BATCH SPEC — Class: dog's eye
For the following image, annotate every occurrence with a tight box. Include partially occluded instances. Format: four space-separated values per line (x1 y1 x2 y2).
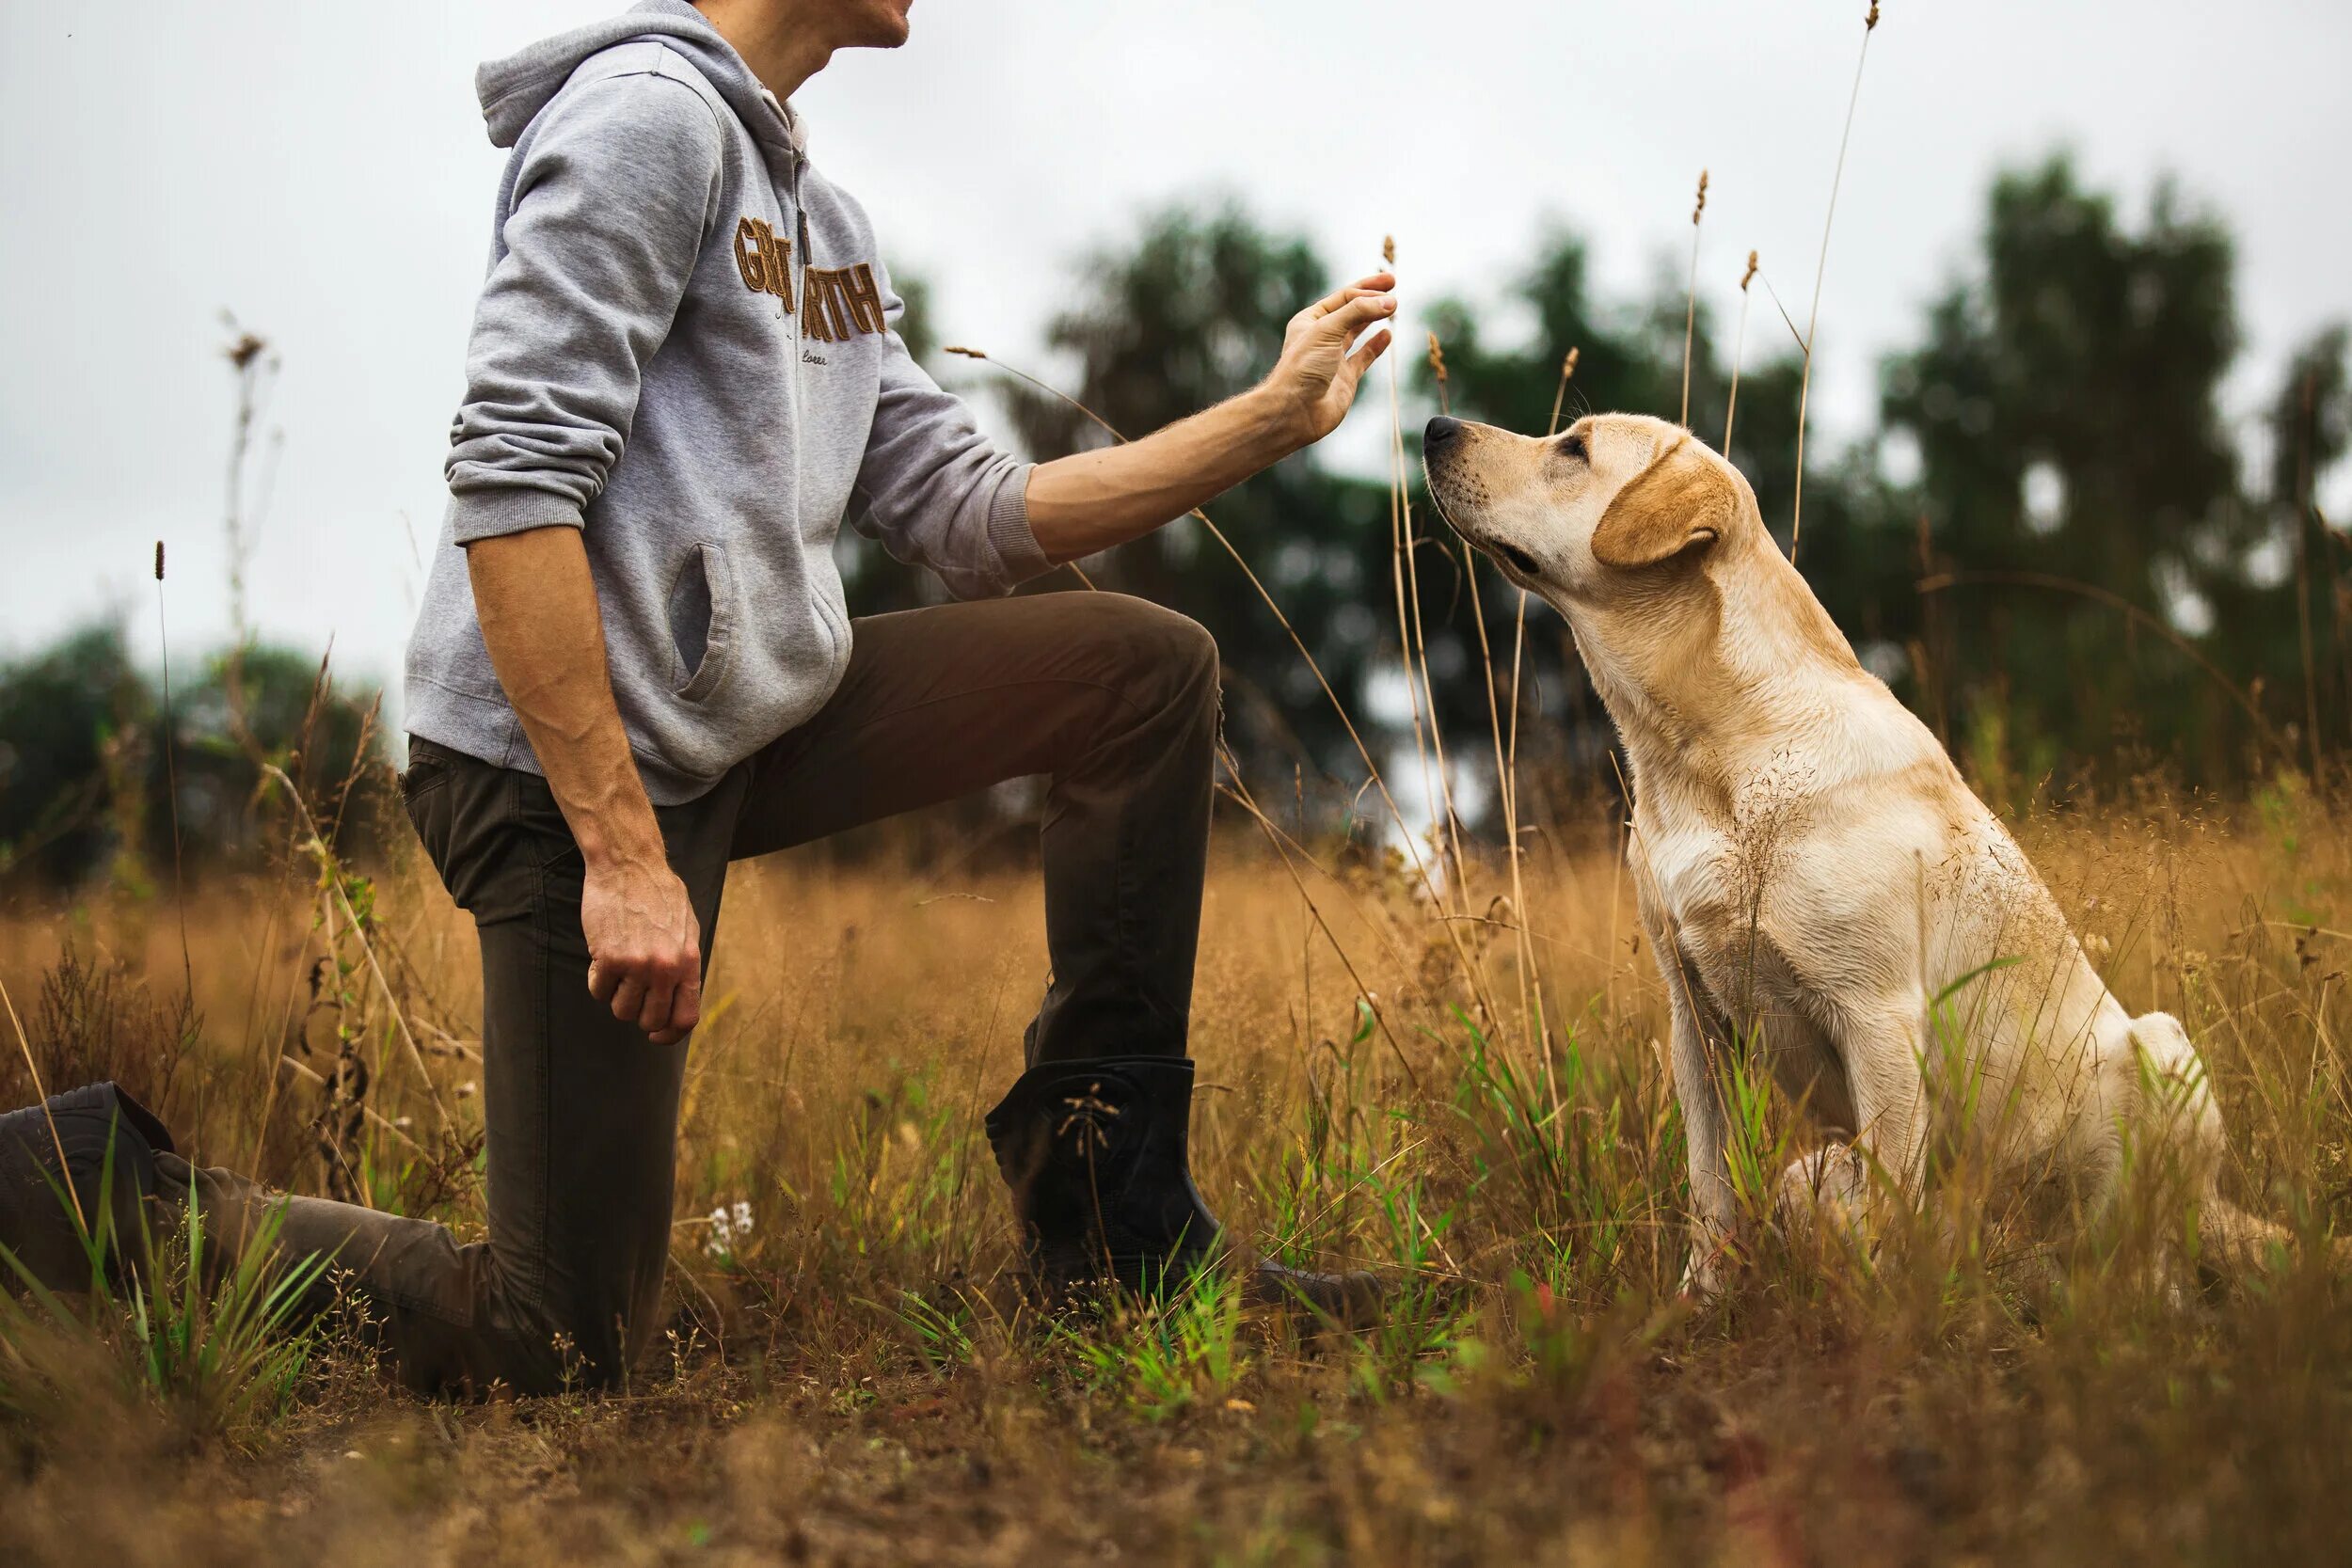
1557 432 1588 462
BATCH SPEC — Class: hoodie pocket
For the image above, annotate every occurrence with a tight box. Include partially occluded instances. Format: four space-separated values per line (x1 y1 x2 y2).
667 542 740 705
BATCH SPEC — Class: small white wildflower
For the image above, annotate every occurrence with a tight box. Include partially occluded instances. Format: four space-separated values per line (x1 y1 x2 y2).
704 1199 755 1259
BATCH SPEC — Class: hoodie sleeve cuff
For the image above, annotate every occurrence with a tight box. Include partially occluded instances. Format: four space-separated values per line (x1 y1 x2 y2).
446 483 588 546
987 464 1054 589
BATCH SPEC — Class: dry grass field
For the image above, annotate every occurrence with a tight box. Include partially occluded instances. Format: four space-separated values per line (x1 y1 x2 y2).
3 769 2350 1565
8 3 2345 1558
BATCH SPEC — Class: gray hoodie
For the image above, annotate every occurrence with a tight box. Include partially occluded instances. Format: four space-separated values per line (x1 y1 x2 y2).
405 0 1049 803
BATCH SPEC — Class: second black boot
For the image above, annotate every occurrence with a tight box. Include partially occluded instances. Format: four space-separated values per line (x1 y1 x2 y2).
984 1055 1382 1325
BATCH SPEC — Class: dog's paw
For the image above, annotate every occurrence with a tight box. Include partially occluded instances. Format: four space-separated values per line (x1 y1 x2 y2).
1677 1235 1732 1300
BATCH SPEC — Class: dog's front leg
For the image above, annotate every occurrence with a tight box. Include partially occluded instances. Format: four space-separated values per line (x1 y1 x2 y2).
1652 916 1739 1295
1851 998 1933 1205
1788 995 1932 1246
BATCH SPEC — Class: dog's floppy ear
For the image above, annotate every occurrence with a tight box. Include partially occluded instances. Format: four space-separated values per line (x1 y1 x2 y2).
1591 436 1736 570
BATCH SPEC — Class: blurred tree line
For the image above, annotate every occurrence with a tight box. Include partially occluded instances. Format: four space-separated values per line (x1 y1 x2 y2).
0 629 384 891
1 316 385 895
847 151 2348 827
5 151 2346 891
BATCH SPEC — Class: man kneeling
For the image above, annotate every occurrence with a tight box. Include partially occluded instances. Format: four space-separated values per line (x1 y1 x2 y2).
0 0 1393 1393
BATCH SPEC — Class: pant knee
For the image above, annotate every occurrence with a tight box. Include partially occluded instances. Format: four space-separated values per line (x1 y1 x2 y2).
1165 610 1221 692
1119 602 1221 721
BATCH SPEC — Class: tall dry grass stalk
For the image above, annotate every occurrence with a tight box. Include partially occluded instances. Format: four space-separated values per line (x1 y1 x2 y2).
262 763 453 1137
1373 247 1444 880
1724 250 1760 456
217 322 281 650
1459 541 1540 1064
1431 314 1546 1054
152 541 193 1004
1500 343 1584 1053
2295 370 2323 781
1546 346 1581 440
1379 242 1478 943
1790 1 1883 562
1681 169 1708 429
213 321 286 771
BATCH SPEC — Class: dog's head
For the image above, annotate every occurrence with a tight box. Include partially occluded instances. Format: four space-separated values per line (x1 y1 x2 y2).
1421 412 1753 605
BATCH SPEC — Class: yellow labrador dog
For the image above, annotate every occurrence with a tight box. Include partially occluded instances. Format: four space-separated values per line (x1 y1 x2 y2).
1422 410 2272 1290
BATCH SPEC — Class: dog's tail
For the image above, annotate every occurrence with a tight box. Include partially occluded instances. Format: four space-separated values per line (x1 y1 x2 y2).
2128 1011 2352 1272
2194 1194 2352 1274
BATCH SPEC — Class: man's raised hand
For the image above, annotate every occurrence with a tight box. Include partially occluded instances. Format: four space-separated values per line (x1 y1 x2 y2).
1019 273 1399 561
1263 272 1398 446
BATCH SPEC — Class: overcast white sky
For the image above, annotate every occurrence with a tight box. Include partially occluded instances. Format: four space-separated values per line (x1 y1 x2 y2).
2 0 2346 721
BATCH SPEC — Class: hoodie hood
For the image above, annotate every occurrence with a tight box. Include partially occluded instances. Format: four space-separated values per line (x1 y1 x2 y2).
476 0 803 157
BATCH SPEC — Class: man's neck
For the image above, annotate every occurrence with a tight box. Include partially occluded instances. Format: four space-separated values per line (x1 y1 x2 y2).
694 0 834 102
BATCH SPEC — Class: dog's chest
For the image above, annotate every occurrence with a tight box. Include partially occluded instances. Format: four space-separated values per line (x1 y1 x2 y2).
1639 816 1814 1015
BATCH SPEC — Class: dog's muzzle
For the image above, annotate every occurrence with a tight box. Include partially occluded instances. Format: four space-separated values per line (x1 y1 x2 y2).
1421 417 1474 537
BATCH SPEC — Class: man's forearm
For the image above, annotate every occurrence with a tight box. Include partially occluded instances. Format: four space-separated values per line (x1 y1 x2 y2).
465 526 664 868
1022 388 1304 562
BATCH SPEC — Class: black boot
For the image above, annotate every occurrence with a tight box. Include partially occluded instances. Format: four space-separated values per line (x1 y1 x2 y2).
0 1082 173 1290
984 1056 1382 1325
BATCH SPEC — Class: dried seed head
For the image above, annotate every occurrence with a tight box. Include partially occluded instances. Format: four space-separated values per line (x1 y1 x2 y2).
224 331 266 371
1562 346 1581 381
943 345 986 359
1425 331 1448 385
153 540 165 581
1866 2 1880 28
1692 169 1709 225
1381 234 1396 267
1741 249 1759 290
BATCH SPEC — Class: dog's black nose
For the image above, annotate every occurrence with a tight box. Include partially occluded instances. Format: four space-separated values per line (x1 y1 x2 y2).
1423 415 1462 449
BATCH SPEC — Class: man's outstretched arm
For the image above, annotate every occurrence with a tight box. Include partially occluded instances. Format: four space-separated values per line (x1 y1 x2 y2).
1021 274 1397 561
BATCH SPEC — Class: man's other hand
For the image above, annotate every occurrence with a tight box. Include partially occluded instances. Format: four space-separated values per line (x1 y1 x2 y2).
1263 272 1398 445
582 853 703 1046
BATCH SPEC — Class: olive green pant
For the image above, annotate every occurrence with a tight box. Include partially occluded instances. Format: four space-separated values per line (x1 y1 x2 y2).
162 593 1219 1394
